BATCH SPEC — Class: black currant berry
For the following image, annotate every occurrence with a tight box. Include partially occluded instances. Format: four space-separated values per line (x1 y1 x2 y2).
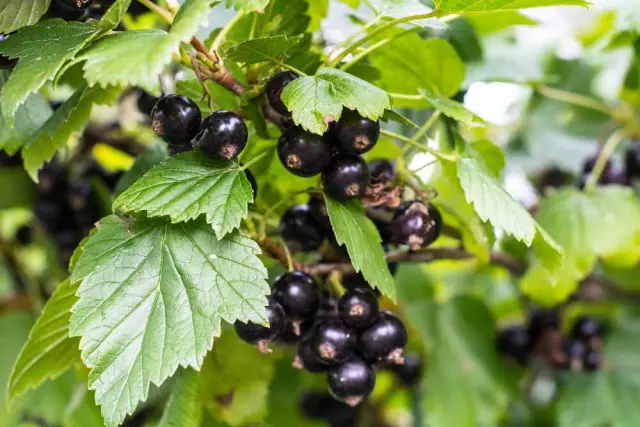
564 338 587 367
295 337 330 373
48 0 90 21
357 312 407 364
583 351 602 372
150 95 201 146
193 110 248 160
327 357 376 407
571 316 604 342
626 141 640 181
368 159 396 184
322 156 370 201
67 180 93 212
279 204 325 252
266 71 299 116
245 168 258 197
527 309 559 346
168 142 193 156
277 127 332 177
385 353 423 388
333 110 380 155
300 391 359 427
234 297 286 352
496 325 530 365
391 201 442 250
16 225 33 246
136 89 159 116
317 292 339 321
308 193 332 232
310 320 355 365
338 288 379 330
273 271 321 322
0 34 17 70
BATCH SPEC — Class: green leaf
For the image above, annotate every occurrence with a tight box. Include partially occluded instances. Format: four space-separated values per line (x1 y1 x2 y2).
434 0 590 13
69 215 270 427
367 0 434 19
224 35 304 66
0 20 99 121
113 152 253 238
0 168 35 210
22 85 119 181
81 0 210 91
225 0 270 11
0 0 50 33
114 143 169 195
466 11 537 34
64 388 104 427
421 88 486 127
282 67 390 135
324 196 396 299
425 296 512 427
158 368 203 427
99 0 134 30
7 279 79 405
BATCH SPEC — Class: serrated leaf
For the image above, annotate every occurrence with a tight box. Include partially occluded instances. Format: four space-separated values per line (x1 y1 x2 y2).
0 20 98 121
466 11 537 34
324 196 396 299
81 0 210 91
69 215 269 427
22 85 119 181
225 0 270 11
0 0 50 33
158 368 202 427
282 67 390 134
421 88 486 127
224 35 304 66
434 0 590 13
99 0 134 30
113 152 253 237
114 144 169 195
7 279 80 406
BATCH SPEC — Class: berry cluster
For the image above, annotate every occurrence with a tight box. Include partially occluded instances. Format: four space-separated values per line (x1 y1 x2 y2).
234 270 412 407
561 316 605 372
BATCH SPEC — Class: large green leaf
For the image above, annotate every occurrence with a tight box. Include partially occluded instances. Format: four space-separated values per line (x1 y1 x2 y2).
0 168 35 210
434 0 590 13
69 215 270 427
158 368 203 427
282 67 390 135
223 35 304 66
0 20 99 121
7 279 79 405
114 143 169 195
0 0 50 33
0 313 33 427
367 0 432 18
324 196 396 299
421 88 486 127
113 152 254 238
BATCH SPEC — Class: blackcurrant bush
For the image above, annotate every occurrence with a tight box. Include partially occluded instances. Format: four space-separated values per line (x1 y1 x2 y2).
16 225 33 246
527 309 559 346
357 312 407 364
385 353 423 388
279 204 325 251
626 141 640 181
295 337 329 373
273 271 321 321
583 351 602 372
48 0 90 21
322 156 370 201
150 95 201 146
307 193 332 232
244 168 258 197
0 34 17 70
266 71 299 116
571 316 604 341
136 89 159 116
193 110 248 160
496 325 530 365
390 201 442 250
277 127 332 177
338 288 379 330
234 297 286 352
368 159 396 184
327 357 376 406
310 320 355 365
333 110 380 155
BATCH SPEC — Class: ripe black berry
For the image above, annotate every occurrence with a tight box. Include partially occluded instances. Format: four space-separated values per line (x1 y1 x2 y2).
386 353 423 388
307 193 332 232
273 271 320 321
245 168 258 197
571 316 604 341
295 337 329 373
234 297 286 352
279 204 325 252
496 325 530 365
278 319 312 345
357 312 407 364
151 95 201 146
266 71 299 116
193 110 248 160
333 110 380 155
583 351 602 372
136 89 159 116
391 201 442 250
578 155 626 187
48 0 90 21
0 34 17 70
626 141 640 181
277 127 332 177
67 180 93 212
310 320 355 365
322 156 370 201
368 159 396 184
316 292 339 321
527 309 559 345
338 288 379 330
327 357 376 406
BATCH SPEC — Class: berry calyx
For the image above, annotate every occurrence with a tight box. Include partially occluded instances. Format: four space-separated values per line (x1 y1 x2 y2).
385 353 423 388
310 320 355 365
327 357 376 406
266 71 299 116
279 204 325 252
278 127 332 177
390 201 442 250
295 337 330 373
151 95 202 146
273 271 321 322
571 316 604 342
496 325 530 365
357 312 407 364
333 110 380 155
322 156 370 201
234 297 286 353
338 288 379 330
368 159 396 184
193 110 248 160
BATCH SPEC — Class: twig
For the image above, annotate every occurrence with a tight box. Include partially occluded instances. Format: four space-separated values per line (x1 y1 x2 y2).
258 238 302 270
0 292 32 314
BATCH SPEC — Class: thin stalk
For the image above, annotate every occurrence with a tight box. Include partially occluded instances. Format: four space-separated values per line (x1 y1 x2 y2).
240 151 269 170
137 0 173 24
381 129 456 162
389 93 425 101
537 85 612 116
340 38 392 71
327 18 380 64
280 238 294 272
584 129 626 192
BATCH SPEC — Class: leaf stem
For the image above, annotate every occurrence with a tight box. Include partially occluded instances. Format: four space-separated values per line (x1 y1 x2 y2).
137 0 173 24
327 18 380 65
389 93 425 101
584 129 626 192
536 85 612 116
381 128 456 162
340 38 392 71
240 151 269 170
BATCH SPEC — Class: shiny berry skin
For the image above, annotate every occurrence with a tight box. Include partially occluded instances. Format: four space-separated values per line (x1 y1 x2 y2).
368 159 396 184
193 110 248 160
136 89 159 116
386 353 423 388
338 288 379 330
527 309 559 345
49 0 90 21
333 110 380 155
278 127 332 177
279 204 325 251
391 201 442 250
234 297 286 350
357 312 407 364
496 325 530 365
151 95 201 146
266 71 299 115
571 316 604 341
327 357 376 406
583 351 602 372
322 156 370 201
310 320 355 365
273 271 320 321
626 142 640 181
0 34 17 70
295 337 329 373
